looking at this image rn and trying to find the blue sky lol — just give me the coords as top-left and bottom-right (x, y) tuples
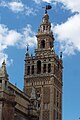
(0, 0), (80, 120)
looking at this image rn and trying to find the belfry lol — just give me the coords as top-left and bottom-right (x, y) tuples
(24, 5), (63, 120)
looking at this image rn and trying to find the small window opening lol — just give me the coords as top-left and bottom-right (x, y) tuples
(43, 25), (45, 31)
(41, 40), (45, 48)
(37, 61), (41, 74)
(48, 63), (51, 73)
(27, 66), (30, 75)
(50, 42), (53, 48)
(43, 64), (46, 73)
(31, 65), (34, 74)
(38, 103), (40, 109)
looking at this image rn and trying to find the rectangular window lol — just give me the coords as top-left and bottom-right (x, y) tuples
(43, 64), (46, 73)
(31, 65), (34, 74)
(27, 66), (30, 75)
(48, 63), (51, 73)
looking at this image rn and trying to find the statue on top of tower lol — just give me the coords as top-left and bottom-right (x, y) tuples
(43, 4), (52, 14)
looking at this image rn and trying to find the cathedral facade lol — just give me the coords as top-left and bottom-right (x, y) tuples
(0, 6), (63, 120)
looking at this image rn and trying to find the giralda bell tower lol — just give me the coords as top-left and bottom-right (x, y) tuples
(24, 5), (63, 120)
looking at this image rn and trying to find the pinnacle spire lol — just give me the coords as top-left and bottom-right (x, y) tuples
(27, 44), (29, 52)
(2, 59), (6, 66)
(0, 60), (8, 79)
(60, 52), (62, 59)
(26, 44), (29, 57)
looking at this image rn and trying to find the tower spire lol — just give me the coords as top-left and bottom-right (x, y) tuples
(0, 60), (8, 79)
(60, 52), (62, 59)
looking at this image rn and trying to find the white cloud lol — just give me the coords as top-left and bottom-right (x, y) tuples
(52, 0), (80, 56)
(5, 30), (22, 46)
(0, 0), (36, 15)
(33, 0), (42, 4)
(53, 14), (80, 55)
(0, 24), (37, 66)
(0, 24), (22, 66)
(33, 0), (80, 13)
(54, 0), (80, 13)
(25, 6), (37, 16)
(0, 24), (22, 47)
(42, 0), (52, 3)
(33, 0), (53, 4)
(8, 1), (24, 13)
(21, 24), (37, 47)
(33, 0), (80, 56)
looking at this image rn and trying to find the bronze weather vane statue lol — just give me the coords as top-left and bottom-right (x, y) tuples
(43, 4), (52, 13)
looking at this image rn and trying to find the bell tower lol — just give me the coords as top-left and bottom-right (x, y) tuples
(24, 5), (63, 120)
(36, 9), (54, 57)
